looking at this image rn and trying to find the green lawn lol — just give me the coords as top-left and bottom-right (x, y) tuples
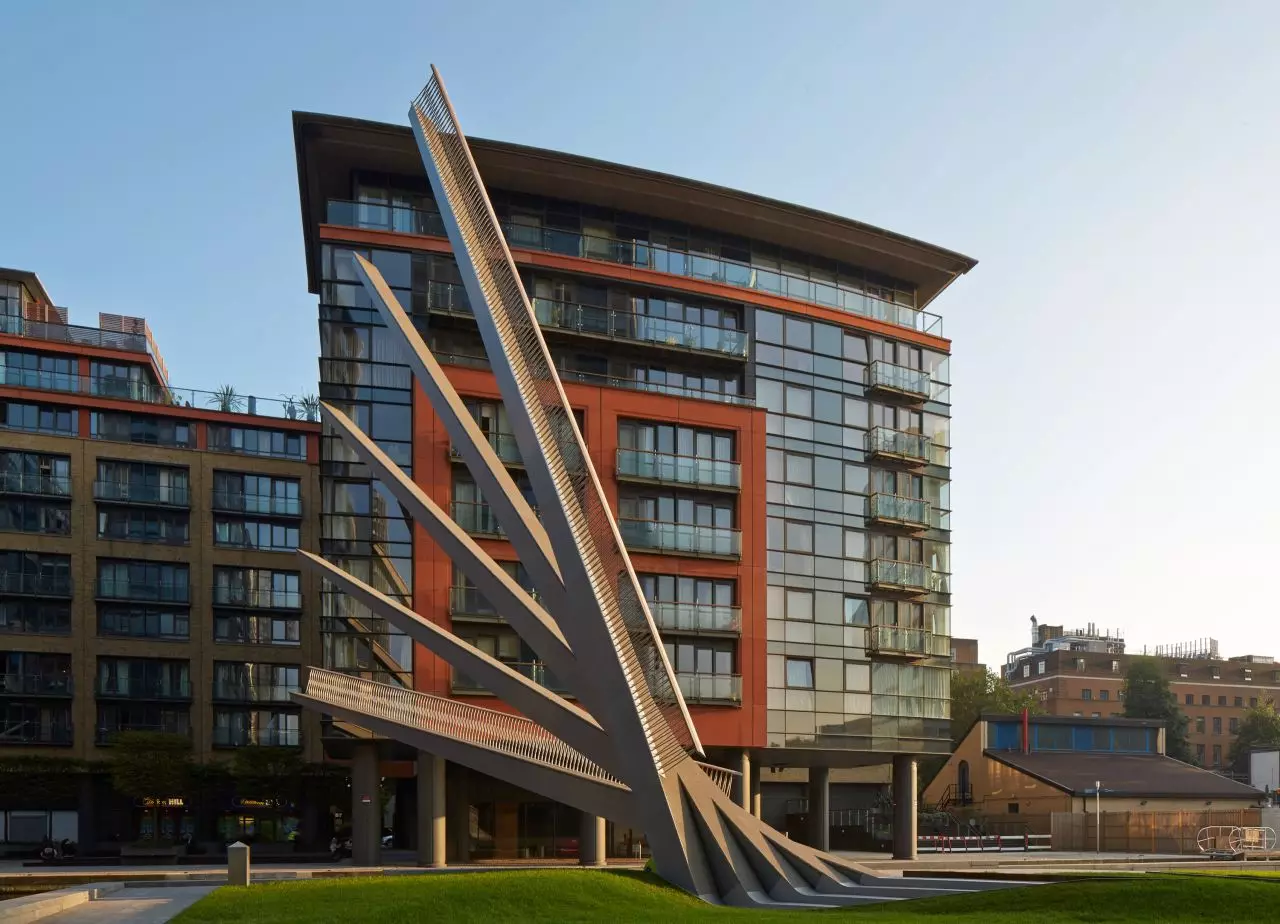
(172, 869), (1280, 923)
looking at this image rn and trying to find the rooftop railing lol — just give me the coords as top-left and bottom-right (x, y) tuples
(319, 199), (942, 336)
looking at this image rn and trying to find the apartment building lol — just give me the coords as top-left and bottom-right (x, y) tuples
(294, 114), (971, 859)
(0, 267), (321, 843)
(1005, 625), (1278, 770)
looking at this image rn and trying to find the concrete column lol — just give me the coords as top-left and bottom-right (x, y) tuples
(351, 741), (381, 867)
(892, 755), (917, 860)
(579, 813), (607, 867)
(417, 752), (446, 867)
(806, 766), (830, 851)
(734, 750), (752, 811)
(749, 762), (762, 820)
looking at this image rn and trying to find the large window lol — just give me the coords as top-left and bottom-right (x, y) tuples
(90, 412), (191, 447)
(0, 450), (70, 496)
(97, 507), (189, 544)
(213, 568), (301, 609)
(208, 425), (305, 460)
(0, 599), (71, 635)
(95, 461), (189, 506)
(1, 401), (77, 436)
(0, 498), (70, 535)
(0, 350), (76, 391)
(0, 552), (71, 595)
(213, 472), (301, 516)
(97, 605), (190, 641)
(96, 560), (189, 602)
(213, 518), (299, 552)
(618, 421), (734, 461)
(213, 662), (300, 702)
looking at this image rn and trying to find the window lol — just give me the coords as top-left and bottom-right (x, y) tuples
(1110, 660), (1120, 673)
(1196, 716), (1205, 733)
(1037, 661), (1046, 675)
(1099, 690), (1109, 701)
(1213, 717), (1222, 735)
(1075, 658), (1086, 672)
(1212, 744), (1222, 767)
(0, 498), (71, 535)
(1081, 689), (1092, 701)
(97, 507), (189, 544)
(0, 551), (72, 596)
(1, 400), (77, 436)
(213, 472), (301, 516)
(97, 560), (189, 603)
(785, 657), (814, 689)
(91, 412), (191, 447)
(1202, 695), (1211, 706)
(1195, 743), (1206, 764)
(1022, 664), (1030, 678)
(1, 349), (75, 391)
(844, 662), (870, 692)
(213, 518), (299, 552)
(843, 597), (869, 626)
(213, 662), (301, 701)
(214, 613), (301, 647)
(784, 589), (813, 621)
(0, 450), (70, 496)
(96, 461), (189, 505)
(1218, 695), (1227, 707)
(213, 567), (302, 609)
(1185, 693), (1194, 706)
(0, 600), (71, 635)
(1251, 698), (1259, 708)
(98, 606), (190, 641)
(1235, 696), (1244, 707)
(208, 425), (305, 460)
(1007, 803), (1019, 815)
(619, 421), (735, 462)
(1230, 717), (1239, 734)
(1212, 666), (1221, 679)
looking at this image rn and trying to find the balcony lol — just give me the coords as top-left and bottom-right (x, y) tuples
(96, 677), (192, 700)
(648, 602), (741, 634)
(1, 368), (316, 423)
(211, 586), (302, 610)
(95, 579), (189, 604)
(676, 672), (741, 704)
(867, 361), (931, 401)
(533, 298), (749, 359)
(868, 559), (934, 594)
(450, 430), (523, 467)
(0, 471), (71, 498)
(212, 490), (302, 518)
(322, 197), (941, 336)
(869, 493), (932, 530)
(0, 721), (73, 746)
(94, 481), (190, 507)
(2, 315), (151, 356)
(866, 427), (933, 466)
(212, 681), (299, 704)
(619, 519), (741, 559)
(452, 661), (571, 696)
(451, 499), (507, 538)
(616, 449), (740, 492)
(0, 573), (72, 597)
(212, 726), (301, 748)
(449, 585), (502, 621)
(869, 625), (952, 660)
(0, 673), (74, 697)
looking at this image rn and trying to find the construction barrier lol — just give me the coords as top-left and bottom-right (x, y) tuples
(917, 833), (1052, 853)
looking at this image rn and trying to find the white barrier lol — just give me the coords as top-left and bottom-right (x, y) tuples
(917, 833), (1052, 853)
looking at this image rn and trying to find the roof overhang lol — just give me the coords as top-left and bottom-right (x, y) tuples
(293, 112), (976, 303)
(0, 267), (52, 305)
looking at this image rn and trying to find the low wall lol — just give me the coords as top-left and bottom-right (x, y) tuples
(1051, 809), (1262, 853)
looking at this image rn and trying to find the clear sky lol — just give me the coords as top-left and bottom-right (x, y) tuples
(3, 1), (1277, 669)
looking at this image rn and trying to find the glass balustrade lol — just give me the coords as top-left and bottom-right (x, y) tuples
(869, 493), (931, 528)
(868, 361), (931, 399)
(675, 672), (741, 703)
(616, 449), (740, 490)
(648, 602), (741, 633)
(619, 519), (741, 557)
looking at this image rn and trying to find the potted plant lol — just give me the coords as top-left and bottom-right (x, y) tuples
(207, 385), (245, 413)
(300, 394), (321, 422)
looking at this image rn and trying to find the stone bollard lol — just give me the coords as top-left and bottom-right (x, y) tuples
(227, 841), (251, 887)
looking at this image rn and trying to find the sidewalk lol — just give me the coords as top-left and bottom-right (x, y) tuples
(16, 885), (219, 924)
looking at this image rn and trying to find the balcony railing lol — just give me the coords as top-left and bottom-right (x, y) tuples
(619, 519), (741, 558)
(676, 672), (742, 704)
(453, 661), (571, 695)
(558, 367), (752, 406)
(451, 499), (507, 537)
(866, 427), (933, 465)
(869, 493), (932, 529)
(212, 681), (299, 703)
(0, 471), (71, 497)
(868, 559), (934, 593)
(95, 579), (190, 604)
(649, 602), (741, 634)
(869, 625), (952, 659)
(323, 198), (940, 336)
(533, 298), (750, 358)
(95, 677), (192, 700)
(95, 722), (191, 745)
(93, 480), (190, 507)
(867, 361), (931, 399)
(450, 430), (522, 466)
(0, 368), (316, 423)
(616, 449), (740, 491)
(1, 315), (151, 356)
(212, 726), (301, 748)
(0, 721), (73, 746)
(0, 673), (74, 696)
(0, 573), (73, 597)
(211, 586), (302, 610)
(212, 491), (303, 517)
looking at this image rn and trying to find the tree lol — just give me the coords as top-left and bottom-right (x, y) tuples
(1121, 657), (1192, 763)
(1229, 700), (1280, 772)
(950, 668), (1043, 747)
(108, 732), (192, 842)
(230, 746), (305, 842)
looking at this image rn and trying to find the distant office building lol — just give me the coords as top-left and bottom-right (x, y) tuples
(1005, 621), (1278, 770)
